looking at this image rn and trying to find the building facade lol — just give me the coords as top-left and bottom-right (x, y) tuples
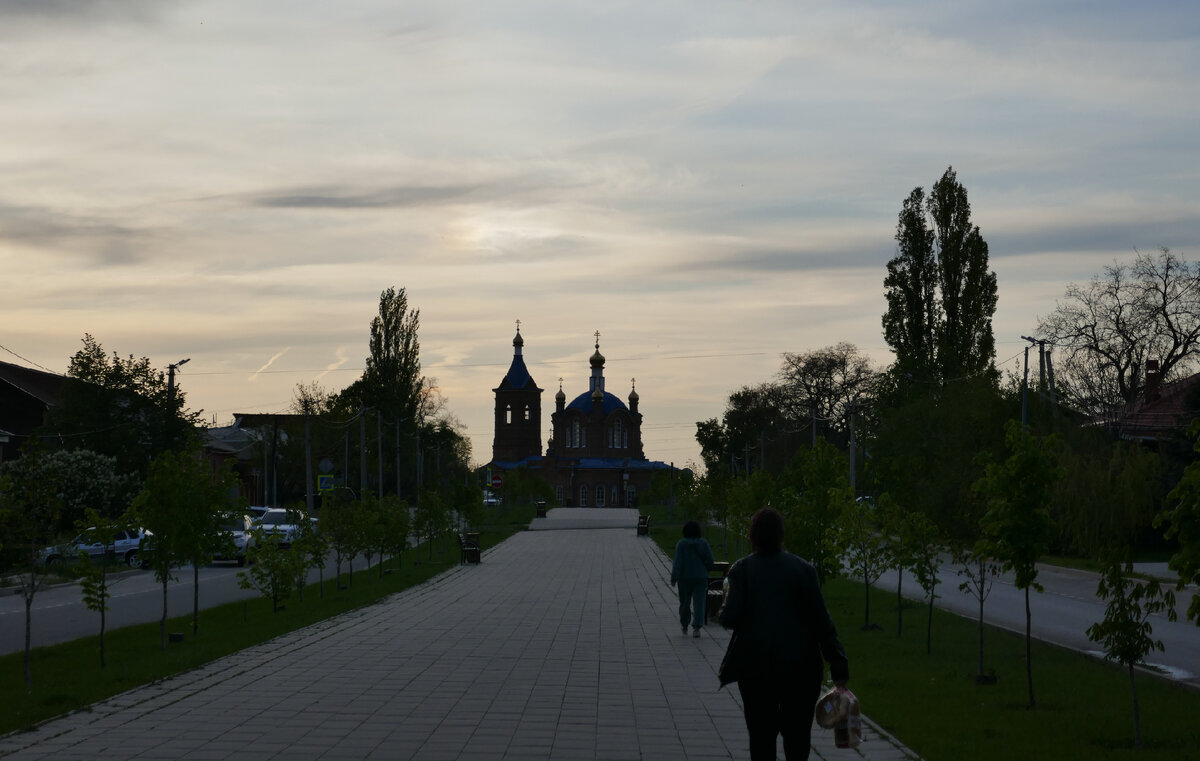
(489, 329), (673, 507)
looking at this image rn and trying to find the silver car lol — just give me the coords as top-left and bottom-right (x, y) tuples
(42, 528), (150, 567)
(212, 515), (255, 566)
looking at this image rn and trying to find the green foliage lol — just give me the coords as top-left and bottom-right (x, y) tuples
(74, 508), (133, 668)
(883, 166), (999, 388)
(1160, 421), (1200, 624)
(778, 439), (852, 581)
(130, 448), (241, 647)
(871, 378), (1011, 542)
(238, 529), (302, 613)
(1055, 437), (1162, 557)
(837, 494), (892, 628)
(41, 334), (201, 476)
(1088, 557), (1177, 669)
(976, 422), (1062, 592)
(1086, 556), (1178, 747)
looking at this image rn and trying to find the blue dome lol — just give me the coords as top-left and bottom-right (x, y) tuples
(566, 390), (628, 415)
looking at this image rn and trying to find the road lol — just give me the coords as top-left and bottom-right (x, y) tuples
(872, 559), (1200, 688)
(0, 555), (364, 656)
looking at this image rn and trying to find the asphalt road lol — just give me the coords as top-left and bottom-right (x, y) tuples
(0, 553), (370, 656)
(871, 559), (1200, 688)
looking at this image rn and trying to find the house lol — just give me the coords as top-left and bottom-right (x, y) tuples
(0, 360), (66, 463)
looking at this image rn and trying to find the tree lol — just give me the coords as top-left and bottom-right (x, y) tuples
(41, 334), (202, 476)
(779, 440), (853, 582)
(975, 421), (1062, 708)
(883, 167), (999, 388)
(954, 544), (1000, 684)
(901, 510), (944, 654)
(75, 508), (134, 668)
(0, 447), (65, 687)
(132, 449), (238, 648)
(1086, 556), (1177, 747)
(1038, 248), (1200, 419)
(338, 286), (424, 425)
(239, 529), (301, 614)
(776, 343), (880, 439)
(1160, 420), (1200, 625)
(837, 495), (891, 630)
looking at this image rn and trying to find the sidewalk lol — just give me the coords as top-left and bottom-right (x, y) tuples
(0, 509), (921, 760)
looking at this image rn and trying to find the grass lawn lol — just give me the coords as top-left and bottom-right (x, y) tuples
(644, 506), (1200, 761)
(1, 513), (530, 737)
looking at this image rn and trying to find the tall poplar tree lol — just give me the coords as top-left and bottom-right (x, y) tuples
(883, 167), (999, 388)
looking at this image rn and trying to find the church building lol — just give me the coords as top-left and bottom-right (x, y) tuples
(489, 327), (674, 507)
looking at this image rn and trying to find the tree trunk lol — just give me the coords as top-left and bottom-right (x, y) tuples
(192, 563), (200, 635)
(1129, 664), (1142, 747)
(1025, 586), (1035, 708)
(863, 569), (871, 627)
(896, 568), (904, 637)
(977, 577), (985, 678)
(24, 591), (33, 688)
(160, 578), (169, 651)
(926, 584), (935, 655)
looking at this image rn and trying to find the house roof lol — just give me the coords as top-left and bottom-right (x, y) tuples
(1114, 372), (1200, 442)
(0, 360), (66, 408)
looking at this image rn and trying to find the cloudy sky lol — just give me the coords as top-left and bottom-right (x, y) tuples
(4, 0), (1199, 469)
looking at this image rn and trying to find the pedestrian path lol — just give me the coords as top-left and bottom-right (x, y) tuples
(0, 510), (921, 760)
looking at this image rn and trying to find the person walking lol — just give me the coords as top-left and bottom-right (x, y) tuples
(671, 520), (715, 637)
(718, 507), (849, 761)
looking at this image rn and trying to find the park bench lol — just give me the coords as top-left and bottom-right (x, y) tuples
(636, 514), (650, 536)
(706, 561), (732, 621)
(457, 532), (481, 565)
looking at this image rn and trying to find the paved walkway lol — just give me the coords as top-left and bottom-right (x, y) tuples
(0, 509), (920, 760)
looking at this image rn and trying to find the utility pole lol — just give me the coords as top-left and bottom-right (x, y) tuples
(166, 357), (190, 449)
(1021, 336), (1037, 427)
(304, 401), (314, 514)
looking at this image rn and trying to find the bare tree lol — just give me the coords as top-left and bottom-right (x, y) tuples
(1038, 247), (1200, 419)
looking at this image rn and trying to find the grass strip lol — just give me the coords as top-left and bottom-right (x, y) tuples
(1, 523), (524, 736)
(644, 509), (1200, 761)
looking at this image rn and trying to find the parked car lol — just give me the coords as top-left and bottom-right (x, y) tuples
(41, 528), (151, 567)
(247, 506), (271, 521)
(253, 508), (317, 548)
(212, 514), (255, 566)
(483, 490), (500, 507)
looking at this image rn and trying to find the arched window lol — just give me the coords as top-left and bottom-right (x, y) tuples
(595, 485), (605, 507)
(613, 420), (623, 449)
(572, 420), (581, 448)
(579, 485), (588, 507)
(555, 485), (563, 505)
(524, 404), (531, 421)
(505, 404), (512, 425)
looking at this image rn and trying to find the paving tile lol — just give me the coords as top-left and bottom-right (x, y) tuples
(0, 514), (923, 761)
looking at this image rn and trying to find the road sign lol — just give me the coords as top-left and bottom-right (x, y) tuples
(491, 474), (502, 488)
(317, 474), (334, 492)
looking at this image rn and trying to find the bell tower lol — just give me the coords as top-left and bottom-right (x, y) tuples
(492, 322), (543, 463)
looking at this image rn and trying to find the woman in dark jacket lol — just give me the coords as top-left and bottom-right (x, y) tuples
(718, 507), (849, 761)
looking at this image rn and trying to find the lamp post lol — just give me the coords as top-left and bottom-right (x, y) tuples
(167, 357), (190, 412)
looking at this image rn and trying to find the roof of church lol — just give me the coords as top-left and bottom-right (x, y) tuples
(497, 354), (537, 391)
(489, 454), (673, 471)
(566, 390), (628, 415)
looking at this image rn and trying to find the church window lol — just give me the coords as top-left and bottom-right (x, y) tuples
(611, 485), (618, 506)
(595, 485), (605, 507)
(579, 485), (588, 507)
(555, 485), (563, 505)
(613, 420), (623, 449)
(505, 405), (512, 425)
(524, 404), (530, 421)
(572, 420), (581, 448)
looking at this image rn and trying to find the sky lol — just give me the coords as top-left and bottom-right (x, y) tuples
(3, 0), (1200, 470)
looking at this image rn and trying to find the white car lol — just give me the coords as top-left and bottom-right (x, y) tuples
(41, 528), (151, 567)
(254, 509), (316, 548)
(212, 514), (255, 566)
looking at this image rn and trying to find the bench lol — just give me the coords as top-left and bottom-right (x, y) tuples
(636, 514), (650, 536)
(706, 561), (732, 621)
(456, 532), (481, 565)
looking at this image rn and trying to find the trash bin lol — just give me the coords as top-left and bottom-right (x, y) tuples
(536, 501), (547, 518)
